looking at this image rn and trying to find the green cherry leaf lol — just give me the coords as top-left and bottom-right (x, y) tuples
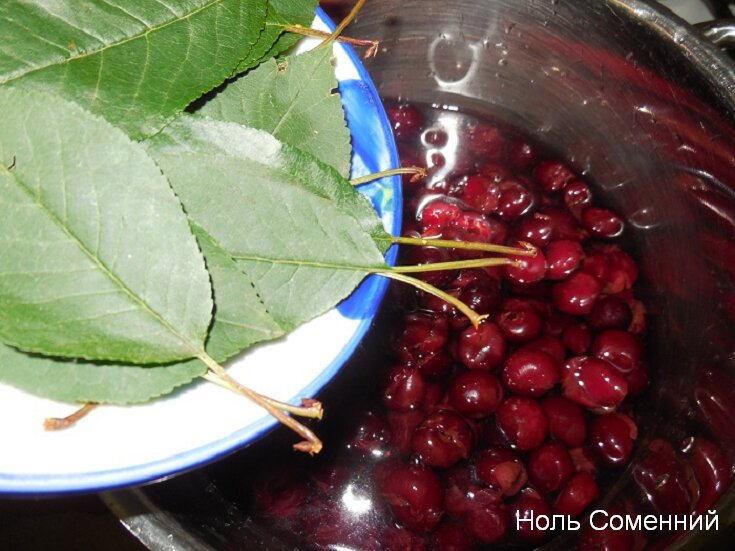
(235, 0), (319, 73)
(147, 115), (388, 330)
(0, 88), (212, 365)
(199, 47), (352, 177)
(0, 223), (284, 405)
(0, 0), (269, 139)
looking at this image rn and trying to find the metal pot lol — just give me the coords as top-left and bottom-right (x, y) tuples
(108, 2), (735, 549)
(348, 1), (735, 547)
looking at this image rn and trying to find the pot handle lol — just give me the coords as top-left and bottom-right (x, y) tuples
(695, 18), (735, 49)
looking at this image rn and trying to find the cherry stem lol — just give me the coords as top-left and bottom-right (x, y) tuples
(350, 166), (427, 186)
(384, 257), (519, 274)
(391, 235), (537, 256)
(197, 353), (322, 455)
(378, 271), (489, 328)
(283, 25), (379, 58)
(202, 372), (323, 420)
(318, 0), (369, 49)
(44, 403), (97, 431)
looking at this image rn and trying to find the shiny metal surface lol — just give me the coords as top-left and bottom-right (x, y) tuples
(109, 1), (735, 548)
(697, 18), (735, 49)
(351, 0), (735, 547)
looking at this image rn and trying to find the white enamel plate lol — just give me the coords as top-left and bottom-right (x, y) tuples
(0, 10), (400, 494)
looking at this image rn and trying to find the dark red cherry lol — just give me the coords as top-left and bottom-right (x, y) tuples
(510, 489), (553, 543)
(448, 370), (504, 418)
(562, 322), (592, 354)
(419, 200), (461, 230)
(501, 349), (560, 397)
(592, 329), (641, 374)
(459, 174), (501, 214)
(495, 397), (548, 450)
(562, 355), (628, 413)
(528, 442), (574, 494)
(563, 179), (593, 213)
(475, 447), (528, 496)
(457, 321), (507, 371)
(466, 123), (505, 160)
(380, 463), (445, 532)
(464, 496), (508, 543)
(411, 410), (475, 468)
(542, 396), (587, 448)
(497, 300), (543, 343)
(552, 272), (601, 315)
(503, 243), (547, 285)
(582, 207), (624, 238)
(496, 179), (535, 220)
(383, 365), (426, 412)
(587, 296), (633, 330)
(533, 160), (575, 192)
(545, 239), (584, 280)
(393, 312), (449, 365)
(588, 413), (637, 467)
(554, 472), (599, 518)
(515, 212), (554, 247)
(506, 137), (538, 169)
(345, 409), (392, 460)
(388, 104), (424, 140)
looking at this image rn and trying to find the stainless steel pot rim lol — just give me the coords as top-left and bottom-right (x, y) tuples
(616, 0), (735, 111)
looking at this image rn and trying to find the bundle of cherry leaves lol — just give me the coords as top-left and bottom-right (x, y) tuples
(0, 0), (398, 428)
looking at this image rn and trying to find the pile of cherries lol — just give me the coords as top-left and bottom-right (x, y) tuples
(253, 104), (651, 550)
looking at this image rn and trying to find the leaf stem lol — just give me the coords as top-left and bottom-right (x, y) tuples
(318, 0), (369, 50)
(383, 257), (520, 273)
(197, 352), (322, 454)
(283, 25), (379, 58)
(201, 372), (323, 420)
(391, 236), (537, 256)
(44, 403), (97, 431)
(377, 271), (489, 328)
(350, 166), (426, 186)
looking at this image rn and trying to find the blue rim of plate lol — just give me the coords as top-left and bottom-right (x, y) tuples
(0, 8), (401, 494)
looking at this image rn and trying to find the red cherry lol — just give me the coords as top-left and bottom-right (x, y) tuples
(528, 442), (574, 494)
(457, 321), (507, 370)
(552, 272), (602, 315)
(554, 472), (599, 518)
(448, 370), (504, 418)
(475, 447), (528, 496)
(588, 413), (637, 467)
(503, 243), (547, 285)
(411, 410), (475, 468)
(501, 349), (560, 397)
(495, 397), (548, 450)
(542, 396), (587, 448)
(561, 355), (628, 413)
(533, 160), (575, 192)
(380, 463), (445, 532)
